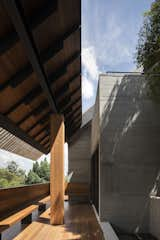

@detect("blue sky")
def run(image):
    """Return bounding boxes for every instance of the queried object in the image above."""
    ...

[82,0,153,112]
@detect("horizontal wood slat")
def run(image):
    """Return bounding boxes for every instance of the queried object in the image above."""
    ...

[0,183,49,220]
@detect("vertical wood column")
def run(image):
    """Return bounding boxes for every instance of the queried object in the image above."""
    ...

[50,114,64,225]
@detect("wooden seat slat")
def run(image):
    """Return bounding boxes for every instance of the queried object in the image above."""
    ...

[0,194,68,234]
[38,195,68,205]
[0,204,38,231]
[38,196,50,205]
[39,208,50,220]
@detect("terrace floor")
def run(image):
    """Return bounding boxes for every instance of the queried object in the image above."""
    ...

[13,202,104,240]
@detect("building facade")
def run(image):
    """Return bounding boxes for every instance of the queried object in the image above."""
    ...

[91,73,160,232]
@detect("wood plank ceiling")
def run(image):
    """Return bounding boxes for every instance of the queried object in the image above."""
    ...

[0,0,82,158]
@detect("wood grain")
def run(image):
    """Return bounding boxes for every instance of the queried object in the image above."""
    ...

[0,183,49,220]
[0,204,38,230]
[14,202,105,240]
[50,114,64,225]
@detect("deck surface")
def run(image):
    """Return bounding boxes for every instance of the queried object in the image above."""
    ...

[14,202,104,240]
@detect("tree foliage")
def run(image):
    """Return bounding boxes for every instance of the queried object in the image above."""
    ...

[0,158,50,188]
[136,0,160,101]
[0,161,25,188]
[25,158,50,184]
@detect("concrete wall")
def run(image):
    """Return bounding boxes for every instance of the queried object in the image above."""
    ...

[95,73,160,232]
[150,196,160,239]
[68,123,91,183]
[91,84,100,155]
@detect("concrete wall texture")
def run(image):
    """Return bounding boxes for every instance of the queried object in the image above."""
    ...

[68,123,91,183]
[150,196,160,239]
[92,73,160,233]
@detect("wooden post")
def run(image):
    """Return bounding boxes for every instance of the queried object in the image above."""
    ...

[50,114,64,225]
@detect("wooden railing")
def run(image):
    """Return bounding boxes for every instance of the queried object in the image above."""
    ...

[0,183,49,220]
[65,182,89,195]
[0,182,90,220]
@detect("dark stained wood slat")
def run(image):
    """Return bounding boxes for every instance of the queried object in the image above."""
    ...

[0,183,50,220]
[0,25,80,91]
[0,113,48,154]
[27,112,51,133]
[0,0,82,155]
[14,203,104,240]
[3,0,58,114]
[0,0,57,56]
[4,52,80,115]
[58,85,80,109]
[0,41,62,91]
[62,96,81,114]
[32,124,49,139]
[15,72,80,126]
[17,101,49,125]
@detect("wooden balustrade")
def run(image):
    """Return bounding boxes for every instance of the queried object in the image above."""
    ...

[0,183,49,220]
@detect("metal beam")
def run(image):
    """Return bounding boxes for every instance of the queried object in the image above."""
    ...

[0,0,57,55]
[0,25,80,91]
[3,0,57,113]
[0,113,48,154]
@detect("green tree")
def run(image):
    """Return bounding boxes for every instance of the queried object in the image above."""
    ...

[7,161,18,174]
[0,161,26,188]
[38,158,50,181]
[32,161,40,175]
[25,170,42,184]
[136,0,160,101]
[25,158,50,184]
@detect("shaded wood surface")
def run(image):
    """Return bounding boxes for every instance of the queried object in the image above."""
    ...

[14,202,104,240]
[0,0,82,158]
[0,183,49,220]
[0,204,38,232]
[66,182,90,196]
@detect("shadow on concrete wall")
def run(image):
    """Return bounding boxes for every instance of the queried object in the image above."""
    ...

[100,74,160,233]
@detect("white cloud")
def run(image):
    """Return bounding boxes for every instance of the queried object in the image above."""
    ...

[0,149,33,173]
[82,46,99,81]
[95,15,133,67]
[82,77,94,99]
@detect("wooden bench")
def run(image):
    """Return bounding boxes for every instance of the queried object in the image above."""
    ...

[37,196,50,212]
[0,195,52,239]
[0,193,69,239]
[0,204,38,240]
[37,195,68,212]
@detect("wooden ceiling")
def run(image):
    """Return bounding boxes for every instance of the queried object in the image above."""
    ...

[0,0,81,157]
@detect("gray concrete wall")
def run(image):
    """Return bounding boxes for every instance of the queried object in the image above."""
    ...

[91,83,100,155]
[97,73,160,232]
[68,123,91,183]
[150,196,160,239]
